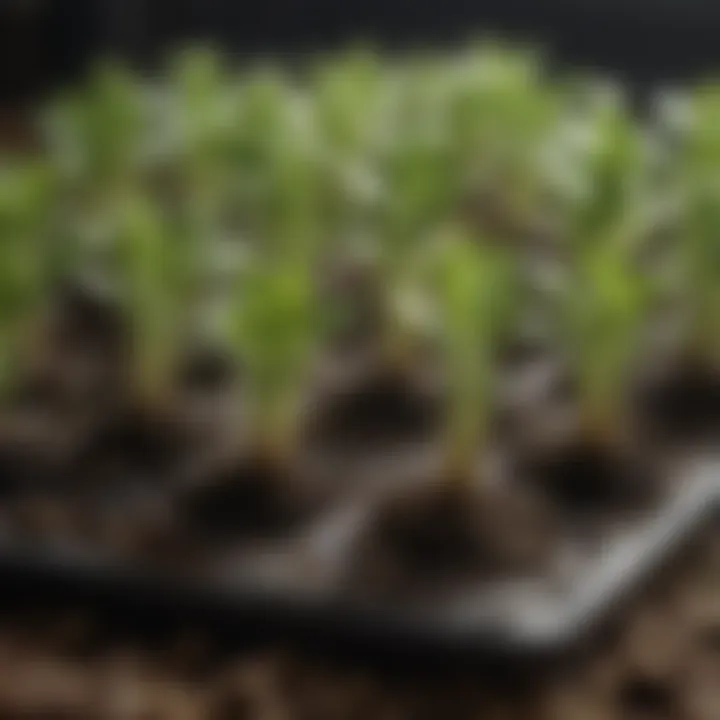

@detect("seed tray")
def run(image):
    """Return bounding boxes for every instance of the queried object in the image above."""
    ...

[0,455,715,669]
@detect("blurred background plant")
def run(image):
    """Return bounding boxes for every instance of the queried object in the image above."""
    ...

[1,41,716,457]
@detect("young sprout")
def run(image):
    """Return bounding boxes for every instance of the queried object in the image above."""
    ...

[560,235,649,445]
[262,107,324,264]
[446,42,558,231]
[226,84,325,459]
[44,61,151,282]
[238,65,291,152]
[311,46,386,241]
[672,83,720,365]
[229,72,326,264]
[0,161,54,395]
[229,256,321,468]
[114,193,189,411]
[312,45,384,159]
[551,84,645,251]
[432,225,516,485]
[231,66,310,246]
[550,87,652,443]
[165,46,234,217]
[373,63,458,368]
[44,60,147,205]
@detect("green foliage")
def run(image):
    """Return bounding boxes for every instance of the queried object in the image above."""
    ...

[166,47,235,207]
[556,87,645,247]
[432,225,517,482]
[6,41,716,458]
[544,87,653,439]
[264,118,325,262]
[230,67,324,254]
[115,193,191,406]
[313,45,384,157]
[673,84,720,362]
[446,43,559,222]
[560,233,649,440]
[371,62,460,366]
[0,162,55,393]
[228,255,321,460]
[45,61,147,195]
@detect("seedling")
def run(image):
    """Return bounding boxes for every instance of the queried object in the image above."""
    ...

[373,65,459,368]
[551,85,646,252]
[0,161,55,396]
[44,61,147,205]
[264,115,325,264]
[229,66,293,236]
[228,256,321,468]
[43,61,152,289]
[432,225,516,485]
[226,76,325,462]
[165,46,235,219]
[312,45,384,159]
[311,47,387,244]
[114,193,190,411]
[671,83,720,366]
[541,87,651,445]
[445,43,559,231]
[559,233,649,446]
[156,48,238,319]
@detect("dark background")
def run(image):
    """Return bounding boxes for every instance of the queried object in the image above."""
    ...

[3,0,720,105]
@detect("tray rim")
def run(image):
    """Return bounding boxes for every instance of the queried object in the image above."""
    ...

[0,460,714,666]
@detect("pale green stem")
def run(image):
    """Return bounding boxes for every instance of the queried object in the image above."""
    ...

[249,379,305,469]
[443,353,490,487]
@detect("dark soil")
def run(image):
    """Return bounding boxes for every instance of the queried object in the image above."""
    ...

[523,433,663,520]
[45,283,127,404]
[0,284,694,608]
[0,285,126,500]
[0,380,93,503]
[319,253,383,352]
[0,418,74,498]
[618,674,678,717]
[346,477,556,596]
[177,454,327,544]
[78,405,193,483]
[641,356,720,443]
[310,363,440,452]
[179,346,237,395]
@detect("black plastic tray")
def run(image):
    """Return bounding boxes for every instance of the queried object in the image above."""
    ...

[5,0,720,671]
[0,457,715,670]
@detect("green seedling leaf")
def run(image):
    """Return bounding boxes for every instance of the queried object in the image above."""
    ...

[263,120,325,263]
[445,42,558,223]
[115,193,191,408]
[372,69,460,365]
[312,45,384,157]
[431,224,516,484]
[449,42,549,152]
[547,85,654,441]
[311,47,387,243]
[0,161,55,395]
[672,83,720,362]
[45,61,147,195]
[553,87,645,249]
[231,68,320,250]
[228,256,321,462]
[560,232,650,442]
[166,46,236,211]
